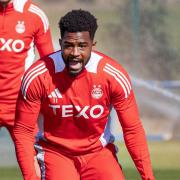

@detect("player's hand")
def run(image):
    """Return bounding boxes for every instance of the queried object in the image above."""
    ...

[34,156,41,179]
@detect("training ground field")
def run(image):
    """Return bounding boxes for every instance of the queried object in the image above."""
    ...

[0,140,179,180]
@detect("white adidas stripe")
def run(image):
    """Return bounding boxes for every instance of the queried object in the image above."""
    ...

[23,68,47,99]
[104,66,130,94]
[103,64,131,98]
[29,4,49,31]
[48,88,62,99]
[104,68,128,98]
[30,4,49,26]
[22,63,46,93]
[28,4,49,33]
[22,66,47,98]
[48,94,52,98]
[104,64,131,94]
[51,91,57,98]
[22,63,45,87]
[54,88,62,98]
[106,63,131,91]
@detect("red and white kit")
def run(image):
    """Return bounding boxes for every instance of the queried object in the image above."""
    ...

[0,0,53,129]
[14,50,154,180]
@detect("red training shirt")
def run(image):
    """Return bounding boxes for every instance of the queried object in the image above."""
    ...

[0,0,53,121]
[14,50,154,180]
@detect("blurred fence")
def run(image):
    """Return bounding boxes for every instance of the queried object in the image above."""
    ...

[110,77,180,142]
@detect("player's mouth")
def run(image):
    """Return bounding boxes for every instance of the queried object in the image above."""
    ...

[68,60,83,71]
[67,59,84,76]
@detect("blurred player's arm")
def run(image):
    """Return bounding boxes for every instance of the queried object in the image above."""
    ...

[32,6,54,57]
[109,66,155,180]
[114,93,154,180]
[13,72,43,180]
[14,108,40,179]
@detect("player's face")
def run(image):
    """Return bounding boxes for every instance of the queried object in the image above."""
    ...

[60,31,96,76]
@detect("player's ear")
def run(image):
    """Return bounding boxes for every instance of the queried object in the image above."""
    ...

[92,41,97,50]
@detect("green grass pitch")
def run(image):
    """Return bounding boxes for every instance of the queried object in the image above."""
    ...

[0,141,180,180]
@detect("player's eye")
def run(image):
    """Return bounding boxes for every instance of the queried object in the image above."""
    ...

[64,44,73,49]
[79,43,87,49]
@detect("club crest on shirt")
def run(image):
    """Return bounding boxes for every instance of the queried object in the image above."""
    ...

[15,21,25,34]
[91,85,103,99]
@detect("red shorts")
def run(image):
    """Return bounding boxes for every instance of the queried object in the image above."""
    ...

[36,144,125,180]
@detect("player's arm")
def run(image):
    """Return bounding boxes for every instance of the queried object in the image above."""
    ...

[32,5,54,57]
[13,67,44,180]
[107,64,155,180]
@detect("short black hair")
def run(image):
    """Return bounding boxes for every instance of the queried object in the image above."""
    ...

[59,9,98,40]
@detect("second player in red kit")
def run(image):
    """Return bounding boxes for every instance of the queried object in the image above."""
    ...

[0,0,53,137]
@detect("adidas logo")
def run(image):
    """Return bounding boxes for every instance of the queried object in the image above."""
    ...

[48,88,62,103]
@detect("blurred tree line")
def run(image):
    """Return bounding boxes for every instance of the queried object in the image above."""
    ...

[111,0,179,80]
